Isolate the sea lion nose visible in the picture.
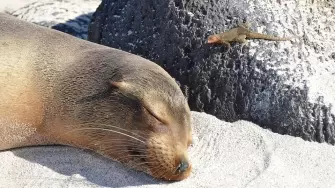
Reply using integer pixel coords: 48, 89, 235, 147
176, 159, 189, 173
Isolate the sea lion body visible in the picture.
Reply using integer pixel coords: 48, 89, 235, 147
0, 13, 192, 180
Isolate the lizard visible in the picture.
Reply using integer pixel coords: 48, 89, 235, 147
207, 23, 291, 48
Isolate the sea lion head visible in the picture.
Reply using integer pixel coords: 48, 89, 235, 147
108, 78, 193, 181
54, 52, 193, 181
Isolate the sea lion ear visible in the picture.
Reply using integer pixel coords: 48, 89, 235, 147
110, 81, 130, 92
110, 81, 139, 101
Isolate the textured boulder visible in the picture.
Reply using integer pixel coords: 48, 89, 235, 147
88, 0, 335, 144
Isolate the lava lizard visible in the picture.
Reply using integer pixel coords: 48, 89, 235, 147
207, 24, 291, 48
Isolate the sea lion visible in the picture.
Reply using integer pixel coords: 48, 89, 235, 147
0, 13, 192, 181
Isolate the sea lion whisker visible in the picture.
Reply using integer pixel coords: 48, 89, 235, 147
124, 161, 157, 170
100, 146, 143, 152
90, 140, 146, 149
72, 127, 149, 144
107, 153, 152, 163
102, 148, 146, 154
66, 128, 146, 143
74, 125, 149, 141
161, 172, 170, 179
71, 127, 146, 143
91, 139, 145, 145
156, 167, 165, 177
100, 141, 148, 148
102, 145, 144, 149
113, 155, 144, 161
132, 161, 159, 167
78, 137, 144, 149
83, 122, 150, 139
102, 148, 148, 156
105, 151, 130, 157
88, 123, 149, 135
121, 154, 147, 157
103, 147, 147, 152
150, 164, 164, 173
132, 162, 151, 166
151, 166, 164, 178
101, 137, 146, 143
158, 168, 169, 179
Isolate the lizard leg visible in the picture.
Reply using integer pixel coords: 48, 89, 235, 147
238, 22, 251, 30
235, 35, 248, 53
221, 41, 231, 50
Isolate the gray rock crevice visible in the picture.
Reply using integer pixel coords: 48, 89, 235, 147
88, 0, 335, 144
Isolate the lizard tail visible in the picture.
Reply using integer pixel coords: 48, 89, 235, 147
246, 32, 290, 41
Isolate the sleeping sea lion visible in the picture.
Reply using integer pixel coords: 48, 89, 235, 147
0, 13, 192, 181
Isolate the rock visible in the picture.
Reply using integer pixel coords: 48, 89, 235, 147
92, 0, 334, 144
9, 0, 101, 39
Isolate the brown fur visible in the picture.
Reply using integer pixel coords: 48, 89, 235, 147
0, 13, 192, 181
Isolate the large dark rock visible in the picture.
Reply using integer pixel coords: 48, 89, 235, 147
88, 0, 335, 144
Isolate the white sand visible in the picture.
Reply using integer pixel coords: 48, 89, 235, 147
1, 1, 335, 187
0, 0, 41, 12
1, 112, 335, 188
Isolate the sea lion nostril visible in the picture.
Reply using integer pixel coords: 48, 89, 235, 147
176, 160, 189, 173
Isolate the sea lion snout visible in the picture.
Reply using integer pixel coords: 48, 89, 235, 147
174, 154, 192, 180
146, 132, 192, 181
173, 154, 192, 180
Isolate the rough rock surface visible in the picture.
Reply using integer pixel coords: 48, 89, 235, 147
88, 0, 335, 144
9, 0, 100, 39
